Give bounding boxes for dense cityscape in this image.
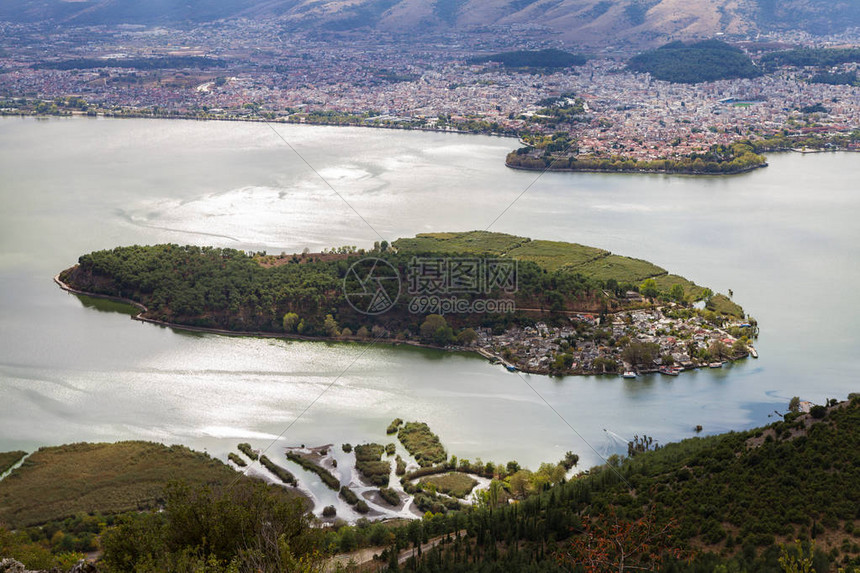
[2,21,859,161]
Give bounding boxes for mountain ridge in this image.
[2,0,858,47]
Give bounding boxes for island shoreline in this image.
[54,274,751,377]
[505,159,769,176]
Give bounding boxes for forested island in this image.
[1,396,858,572]
[57,231,754,376]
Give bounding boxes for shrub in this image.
[354,444,390,486]
[285,452,339,490]
[397,422,446,467]
[259,455,296,486]
[378,487,400,506]
[237,443,258,461]
[339,486,359,505]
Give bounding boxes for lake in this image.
[1,116,858,514]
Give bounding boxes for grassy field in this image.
[397,422,447,467]
[392,231,528,255]
[419,472,478,499]
[653,273,707,300]
[506,240,609,271]
[0,451,26,475]
[572,254,665,283]
[707,293,745,317]
[394,231,669,285]
[0,441,264,528]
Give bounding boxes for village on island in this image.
[471,302,758,377]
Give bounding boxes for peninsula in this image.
[57,231,756,377]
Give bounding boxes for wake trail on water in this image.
[115,209,241,242]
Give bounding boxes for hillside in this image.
[628,39,762,83]
[0,441,297,528]
[467,49,587,70]
[379,395,860,572]
[2,0,858,48]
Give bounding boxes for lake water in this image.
[1,117,858,514]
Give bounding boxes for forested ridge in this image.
[628,40,762,84]
[759,47,860,70]
[370,397,860,572]
[468,49,586,70]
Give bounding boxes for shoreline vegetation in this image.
[56,231,756,377]
[2,397,858,572]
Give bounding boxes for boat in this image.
[709,362,723,368]
[659,366,681,376]
[622,371,637,379]
[748,346,758,358]
[505,364,518,372]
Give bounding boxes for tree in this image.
[639,278,659,299]
[788,396,801,413]
[456,327,477,346]
[606,278,620,296]
[622,342,660,367]
[669,284,685,303]
[778,539,815,573]
[100,480,322,572]
[283,312,299,332]
[323,314,340,337]
[561,451,580,470]
[419,314,453,345]
[508,469,533,498]
[709,340,729,360]
[559,507,684,572]
[627,434,659,457]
